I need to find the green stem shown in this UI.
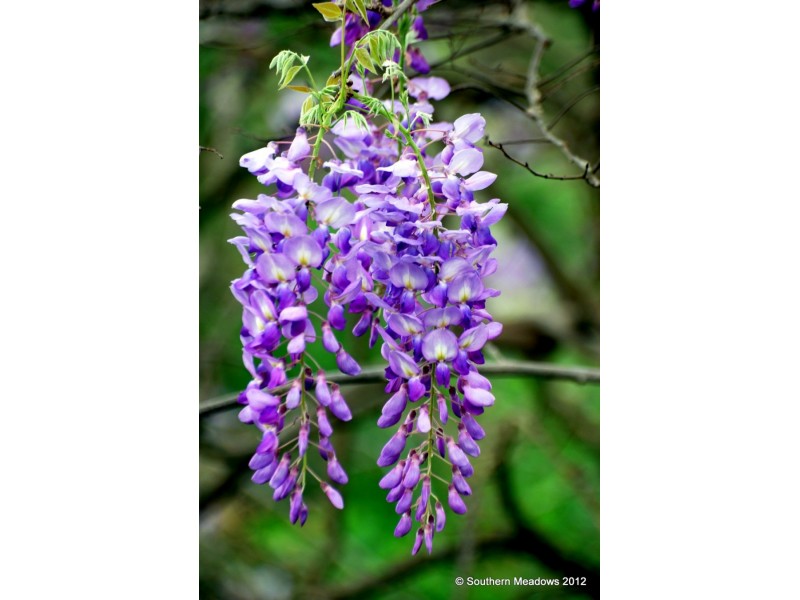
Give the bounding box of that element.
[303,65,318,90]
[424,385,437,520]
[307,131,326,181]
[397,123,435,208]
[299,358,308,490]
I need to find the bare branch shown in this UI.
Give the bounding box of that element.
[378,0,417,30]
[199,146,224,159]
[509,5,600,187]
[485,137,595,183]
[199,360,600,416]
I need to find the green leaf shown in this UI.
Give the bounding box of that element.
[301,95,315,116]
[347,0,369,24]
[286,85,312,93]
[340,111,370,135]
[368,36,380,63]
[354,48,374,73]
[279,65,302,89]
[312,2,342,22]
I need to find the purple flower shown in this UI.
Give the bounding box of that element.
[417,404,431,433]
[389,262,429,291]
[283,235,323,268]
[447,484,467,515]
[395,512,413,537]
[316,197,357,229]
[408,76,450,101]
[329,385,353,421]
[379,460,406,489]
[435,501,446,532]
[327,453,349,484]
[230,1,507,550]
[421,329,458,362]
[402,454,421,488]
[336,347,362,375]
[395,488,414,514]
[377,426,408,467]
[411,528,424,555]
[321,482,344,509]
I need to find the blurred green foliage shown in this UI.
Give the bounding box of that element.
[200,1,599,598]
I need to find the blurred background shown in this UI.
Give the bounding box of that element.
[200,0,599,597]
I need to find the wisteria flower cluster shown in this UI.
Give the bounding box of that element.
[229,0,506,554]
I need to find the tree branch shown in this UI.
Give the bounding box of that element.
[485,137,595,183]
[199,145,224,159]
[199,360,600,416]
[514,6,600,187]
[378,0,417,30]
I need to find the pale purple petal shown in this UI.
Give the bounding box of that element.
[435,501,446,532]
[378,158,419,178]
[326,454,349,484]
[421,329,459,362]
[408,76,450,101]
[283,235,323,268]
[463,384,495,407]
[287,128,311,161]
[465,370,492,390]
[449,148,484,176]
[417,404,431,433]
[422,307,462,328]
[481,202,508,226]
[239,145,276,174]
[250,290,277,322]
[387,312,425,337]
[323,160,364,177]
[463,170,497,191]
[485,321,503,340]
[321,482,344,509]
[389,262,428,290]
[316,197,357,229]
[263,212,308,237]
[459,324,488,352]
[452,113,485,144]
[386,350,420,379]
[256,253,297,284]
[447,272,484,303]
[279,305,308,322]
[286,380,302,409]
[287,333,305,354]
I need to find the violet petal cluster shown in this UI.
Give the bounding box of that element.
[229,0,505,552]
[230,126,360,524]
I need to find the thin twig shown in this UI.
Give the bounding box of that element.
[427,31,510,70]
[512,6,600,188]
[492,137,551,145]
[199,146,224,159]
[378,0,417,30]
[537,46,599,88]
[546,85,600,130]
[485,137,594,183]
[199,360,600,416]
[539,59,600,101]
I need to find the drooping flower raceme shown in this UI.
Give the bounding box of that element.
[229,0,504,554]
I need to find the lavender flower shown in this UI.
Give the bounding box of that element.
[231,0,505,552]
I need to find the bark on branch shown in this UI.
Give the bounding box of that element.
[199,360,600,416]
